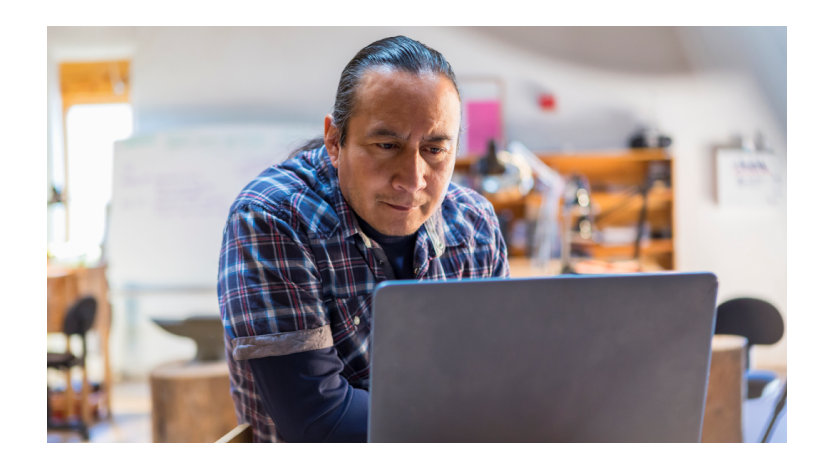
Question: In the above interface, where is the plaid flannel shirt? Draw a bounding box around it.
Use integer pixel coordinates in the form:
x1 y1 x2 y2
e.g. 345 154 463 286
217 145 509 442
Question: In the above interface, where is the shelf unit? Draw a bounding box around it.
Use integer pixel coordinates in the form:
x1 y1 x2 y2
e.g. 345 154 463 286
454 148 676 271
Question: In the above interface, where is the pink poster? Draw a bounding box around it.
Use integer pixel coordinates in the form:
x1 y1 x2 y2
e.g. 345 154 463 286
465 100 502 156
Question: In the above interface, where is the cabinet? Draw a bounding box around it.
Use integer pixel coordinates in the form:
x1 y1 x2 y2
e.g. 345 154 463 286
454 148 676 271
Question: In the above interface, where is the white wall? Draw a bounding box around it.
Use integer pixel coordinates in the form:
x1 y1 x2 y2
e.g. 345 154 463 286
47 26 787 374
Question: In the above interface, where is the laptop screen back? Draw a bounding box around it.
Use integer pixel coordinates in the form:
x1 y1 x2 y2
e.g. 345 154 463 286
368 272 718 442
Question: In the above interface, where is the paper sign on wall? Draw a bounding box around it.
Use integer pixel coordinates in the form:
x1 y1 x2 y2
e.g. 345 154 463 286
716 149 784 206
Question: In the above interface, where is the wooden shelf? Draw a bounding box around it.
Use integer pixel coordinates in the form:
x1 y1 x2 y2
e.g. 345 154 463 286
519 184 672 227
457 149 676 270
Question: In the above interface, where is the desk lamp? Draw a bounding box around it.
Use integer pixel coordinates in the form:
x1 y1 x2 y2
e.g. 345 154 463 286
507 142 600 274
471 140 534 200
506 142 565 272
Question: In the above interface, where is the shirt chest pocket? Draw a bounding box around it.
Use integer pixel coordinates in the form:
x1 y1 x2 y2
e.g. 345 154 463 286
327 293 372 338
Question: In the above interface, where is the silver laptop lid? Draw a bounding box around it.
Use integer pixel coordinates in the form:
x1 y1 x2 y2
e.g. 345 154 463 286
368 272 718 442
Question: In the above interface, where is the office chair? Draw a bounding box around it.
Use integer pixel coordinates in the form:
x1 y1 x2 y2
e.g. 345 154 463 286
714 297 784 399
760 381 787 443
47 295 97 441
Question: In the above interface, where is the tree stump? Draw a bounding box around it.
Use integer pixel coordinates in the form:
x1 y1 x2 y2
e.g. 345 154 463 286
150 360 238 442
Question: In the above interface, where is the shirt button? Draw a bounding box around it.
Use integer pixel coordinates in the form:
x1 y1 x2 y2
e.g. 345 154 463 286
353 316 361 326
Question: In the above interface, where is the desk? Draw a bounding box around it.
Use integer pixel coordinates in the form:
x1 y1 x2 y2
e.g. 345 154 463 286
47 267 78 332
507 256 661 278
702 334 747 442
47 264 113 419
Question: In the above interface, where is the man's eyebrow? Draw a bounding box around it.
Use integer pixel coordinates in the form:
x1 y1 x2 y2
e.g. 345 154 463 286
366 128 454 143
422 133 454 143
366 128 406 140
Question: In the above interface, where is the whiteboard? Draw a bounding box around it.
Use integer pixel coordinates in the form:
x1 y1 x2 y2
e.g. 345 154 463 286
107 123 321 289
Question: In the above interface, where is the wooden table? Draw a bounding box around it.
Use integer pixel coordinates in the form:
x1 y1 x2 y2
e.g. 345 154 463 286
701 334 747 442
47 266 78 332
47 263 113 421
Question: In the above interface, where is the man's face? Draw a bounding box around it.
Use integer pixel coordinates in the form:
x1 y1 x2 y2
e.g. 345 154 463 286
325 67 461 236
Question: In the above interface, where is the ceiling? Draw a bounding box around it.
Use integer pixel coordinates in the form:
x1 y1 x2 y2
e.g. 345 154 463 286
469 26 693 75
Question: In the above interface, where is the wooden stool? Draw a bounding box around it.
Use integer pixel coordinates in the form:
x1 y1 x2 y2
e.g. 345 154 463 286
701 334 747 442
150 360 238 442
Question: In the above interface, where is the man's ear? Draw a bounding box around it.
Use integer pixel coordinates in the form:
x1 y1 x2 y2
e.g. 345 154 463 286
324 114 341 168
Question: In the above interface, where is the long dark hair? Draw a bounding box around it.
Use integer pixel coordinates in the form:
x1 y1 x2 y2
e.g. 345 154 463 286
290 35 460 155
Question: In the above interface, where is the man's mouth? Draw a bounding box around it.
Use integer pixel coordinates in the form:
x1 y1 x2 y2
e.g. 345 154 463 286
382 202 418 211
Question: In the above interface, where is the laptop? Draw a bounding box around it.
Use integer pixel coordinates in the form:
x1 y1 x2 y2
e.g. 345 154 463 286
368 272 718 442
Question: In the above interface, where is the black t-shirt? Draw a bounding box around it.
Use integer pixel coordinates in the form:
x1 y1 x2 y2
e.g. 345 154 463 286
355 215 417 280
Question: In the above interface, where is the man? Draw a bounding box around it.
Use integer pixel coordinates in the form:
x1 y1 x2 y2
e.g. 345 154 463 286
218 35 509 443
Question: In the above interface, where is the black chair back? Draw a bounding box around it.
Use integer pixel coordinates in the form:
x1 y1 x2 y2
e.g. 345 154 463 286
715 297 785 399
63 296 97 337
715 297 784 346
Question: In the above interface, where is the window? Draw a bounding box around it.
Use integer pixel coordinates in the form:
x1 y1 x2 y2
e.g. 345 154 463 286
65 104 133 255
49 60 131 264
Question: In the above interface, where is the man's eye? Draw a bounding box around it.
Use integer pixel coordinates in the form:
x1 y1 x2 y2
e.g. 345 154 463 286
377 143 396 150
424 147 447 158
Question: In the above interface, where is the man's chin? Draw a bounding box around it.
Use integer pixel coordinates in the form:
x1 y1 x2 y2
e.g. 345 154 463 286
363 204 429 236
369 217 424 237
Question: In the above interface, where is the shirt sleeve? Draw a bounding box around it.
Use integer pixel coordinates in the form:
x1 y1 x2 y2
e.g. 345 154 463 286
219 204 366 441
249 348 368 442
220 204 330 358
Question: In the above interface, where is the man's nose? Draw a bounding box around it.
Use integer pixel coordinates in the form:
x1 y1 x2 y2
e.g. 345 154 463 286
392 147 428 193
